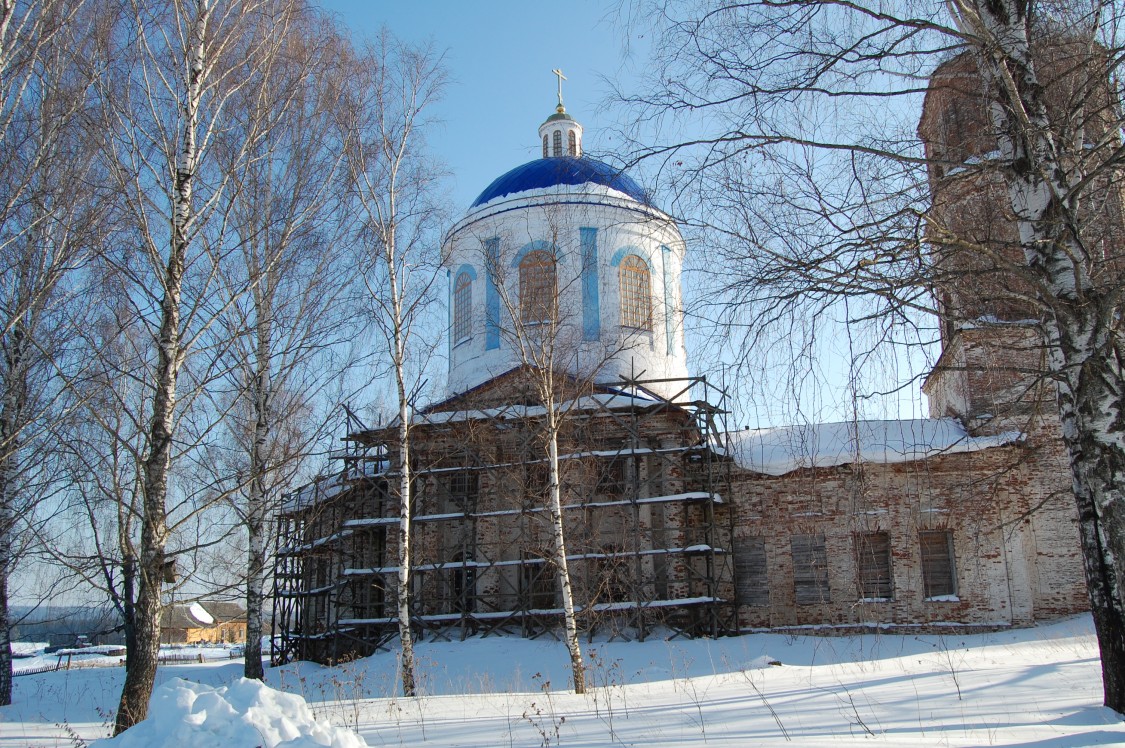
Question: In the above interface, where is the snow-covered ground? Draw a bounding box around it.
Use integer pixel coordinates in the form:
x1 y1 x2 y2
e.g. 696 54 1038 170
3 614 1123 746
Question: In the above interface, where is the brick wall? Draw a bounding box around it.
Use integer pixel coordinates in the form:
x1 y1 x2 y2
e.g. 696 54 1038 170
727 438 1086 629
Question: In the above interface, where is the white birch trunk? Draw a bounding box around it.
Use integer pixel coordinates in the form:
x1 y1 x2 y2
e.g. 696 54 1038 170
115 0 207 732
955 0 1125 713
0 323 21 707
388 234 416 697
244 293 272 681
545 414 586 693
395 361 415 696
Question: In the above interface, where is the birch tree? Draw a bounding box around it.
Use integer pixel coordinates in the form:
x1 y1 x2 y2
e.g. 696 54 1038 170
214 4 357 680
0 0 102 706
95 0 292 731
622 0 1125 713
478 210 635 695
341 32 447 698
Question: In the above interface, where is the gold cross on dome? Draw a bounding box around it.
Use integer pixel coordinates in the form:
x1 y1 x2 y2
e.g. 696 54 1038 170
552 68 567 108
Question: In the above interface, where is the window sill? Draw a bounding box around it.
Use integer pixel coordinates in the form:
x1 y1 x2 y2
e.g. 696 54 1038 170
858 597 893 603
924 595 960 602
453 336 472 349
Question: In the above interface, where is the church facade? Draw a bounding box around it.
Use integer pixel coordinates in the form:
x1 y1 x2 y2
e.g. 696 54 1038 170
271 68 1088 665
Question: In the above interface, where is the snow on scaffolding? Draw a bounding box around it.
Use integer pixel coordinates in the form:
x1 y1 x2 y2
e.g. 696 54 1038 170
281 471 350 513
414 390 665 425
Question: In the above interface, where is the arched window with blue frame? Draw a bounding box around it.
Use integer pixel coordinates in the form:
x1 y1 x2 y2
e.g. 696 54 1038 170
618 254 652 330
453 270 473 342
519 250 557 323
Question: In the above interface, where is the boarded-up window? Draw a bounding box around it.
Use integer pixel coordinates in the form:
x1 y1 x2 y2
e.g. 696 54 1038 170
855 532 893 599
920 531 957 598
519 250 557 322
734 537 769 606
792 534 830 604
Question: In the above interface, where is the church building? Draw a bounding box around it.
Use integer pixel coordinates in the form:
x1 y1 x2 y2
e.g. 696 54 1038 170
271 67 1088 665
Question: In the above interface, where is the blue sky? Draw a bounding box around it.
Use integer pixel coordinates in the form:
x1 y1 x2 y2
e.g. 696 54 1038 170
314 2 935 427
318 0 650 212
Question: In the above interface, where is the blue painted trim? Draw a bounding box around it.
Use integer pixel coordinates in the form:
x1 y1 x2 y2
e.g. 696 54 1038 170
580 227 600 341
510 239 561 268
661 245 674 355
609 245 653 270
484 238 500 350
454 263 478 281
446 268 453 373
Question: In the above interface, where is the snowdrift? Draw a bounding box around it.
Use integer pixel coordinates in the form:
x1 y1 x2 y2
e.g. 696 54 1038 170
89 677 367 748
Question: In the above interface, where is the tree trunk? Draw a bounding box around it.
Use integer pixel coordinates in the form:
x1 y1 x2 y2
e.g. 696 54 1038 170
0 469 12 707
395 388 415 696
120 555 136 674
115 280 179 733
0 321 27 707
962 0 1125 713
244 473 267 679
114 0 208 729
1047 315 1125 714
389 257 415 696
546 416 585 694
244 301 272 681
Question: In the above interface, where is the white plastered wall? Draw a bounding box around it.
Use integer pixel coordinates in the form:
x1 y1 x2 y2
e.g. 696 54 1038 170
444 186 689 400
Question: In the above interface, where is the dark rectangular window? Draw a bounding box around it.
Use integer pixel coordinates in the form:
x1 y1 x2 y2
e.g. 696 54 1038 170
522 559 557 610
596 457 629 497
447 471 478 513
920 531 957 598
855 532 893 599
525 463 550 507
735 537 770 606
792 534 830 604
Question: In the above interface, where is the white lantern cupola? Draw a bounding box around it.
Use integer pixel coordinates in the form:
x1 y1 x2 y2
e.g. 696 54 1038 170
539 68 582 158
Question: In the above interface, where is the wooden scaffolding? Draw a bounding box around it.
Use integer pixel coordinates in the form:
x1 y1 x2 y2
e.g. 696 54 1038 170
272 374 737 665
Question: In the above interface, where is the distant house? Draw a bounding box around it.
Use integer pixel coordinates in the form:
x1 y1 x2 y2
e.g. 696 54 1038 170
161 602 247 644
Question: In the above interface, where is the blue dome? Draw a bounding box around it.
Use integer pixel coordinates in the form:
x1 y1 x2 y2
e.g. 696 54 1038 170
471 157 651 208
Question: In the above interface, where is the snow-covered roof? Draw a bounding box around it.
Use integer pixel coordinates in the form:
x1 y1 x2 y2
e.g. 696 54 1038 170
188 603 213 625
723 418 1021 476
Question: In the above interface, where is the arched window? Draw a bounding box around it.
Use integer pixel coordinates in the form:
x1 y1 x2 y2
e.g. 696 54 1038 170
568 130 577 156
542 134 549 158
553 129 562 157
453 271 472 342
619 255 652 330
519 250 557 323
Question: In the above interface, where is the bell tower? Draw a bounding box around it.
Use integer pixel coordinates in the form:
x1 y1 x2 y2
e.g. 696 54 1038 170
919 53 1050 436
919 40 1120 437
